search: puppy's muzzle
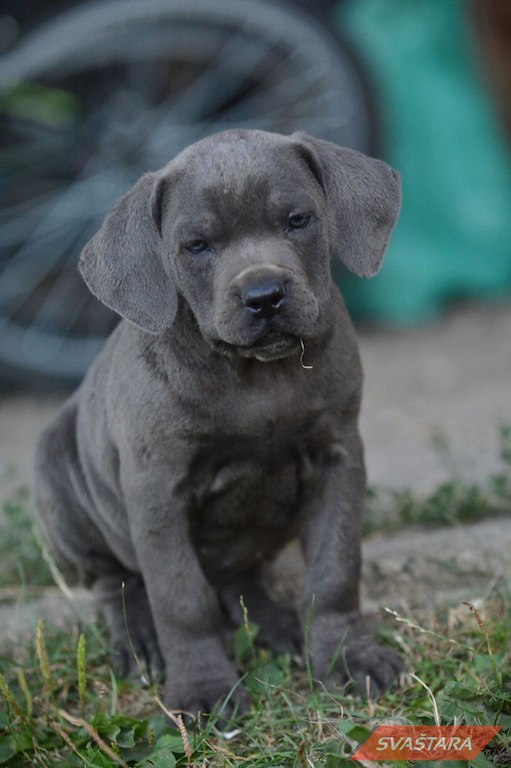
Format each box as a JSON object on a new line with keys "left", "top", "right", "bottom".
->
{"left": 214, "top": 263, "right": 316, "bottom": 359}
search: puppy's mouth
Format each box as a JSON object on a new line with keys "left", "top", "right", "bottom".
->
{"left": 213, "top": 331, "right": 301, "bottom": 362}
{"left": 236, "top": 332, "right": 301, "bottom": 362}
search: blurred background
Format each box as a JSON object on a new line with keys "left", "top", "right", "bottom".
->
{"left": 1, "top": 0, "right": 510, "bottom": 387}
{"left": 0, "top": 0, "right": 510, "bottom": 496}
{"left": 1, "top": 0, "right": 377, "bottom": 386}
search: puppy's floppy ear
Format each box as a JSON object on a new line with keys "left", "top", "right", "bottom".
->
{"left": 292, "top": 133, "right": 401, "bottom": 277}
{"left": 79, "top": 172, "right": 177, "bottom": 333}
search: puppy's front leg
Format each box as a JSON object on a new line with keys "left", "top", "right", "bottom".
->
{"left": 298, "top": 423, "right": 402, "bottom": 696}
{"left": 124, "top": 469, "right": 249, "bottom": 718}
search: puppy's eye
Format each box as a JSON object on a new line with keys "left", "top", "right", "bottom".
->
{"left": 288, "top": 213, "right": 311, "bottom": 230}
{"left": 186, "top": 239, "right": 209, "bottom": 255}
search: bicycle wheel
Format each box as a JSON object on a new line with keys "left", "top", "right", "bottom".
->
{"left": 0, "top": 0, "right": 377, "bottom": 385}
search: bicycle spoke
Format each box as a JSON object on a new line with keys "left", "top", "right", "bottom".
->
{"left": 209, "top": 60, "right": 332, "bottom": 124}
{"left": 20, "top": 288, "right": 91, "bottom": 364}
{"left": 0, "top": 169, "right": 125, "bottom": 310}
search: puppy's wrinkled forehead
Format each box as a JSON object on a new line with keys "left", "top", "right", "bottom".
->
{"left": 171, "top": 131, "right": 320, "bottom": 222}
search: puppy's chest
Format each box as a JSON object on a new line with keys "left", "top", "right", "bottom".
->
{"left": 187, "top": 415, "right": 337, "bottom": 559}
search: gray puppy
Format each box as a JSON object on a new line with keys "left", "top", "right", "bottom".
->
{"left": 33, "top": 129, "right": 402, "bottom": 718}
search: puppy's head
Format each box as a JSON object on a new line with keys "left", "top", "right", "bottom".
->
{"left": 79, "top": 130, "right": 401, "bottom": 361}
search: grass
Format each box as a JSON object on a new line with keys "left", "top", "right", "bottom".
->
{"left": 0, "top": 428, "right": 510, "bottom": 766}
{"left": 0, "top": 487, "right": 53, "bottom": 590}
{"left": 0, "top": 597, "right": 510, "bottom": 767}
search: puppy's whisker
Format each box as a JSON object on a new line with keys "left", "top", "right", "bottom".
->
{"left": 299, "top": 338, "right": 313, "bottom": 370}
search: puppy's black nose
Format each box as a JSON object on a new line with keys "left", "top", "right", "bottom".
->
{"left": 242, "top": 280, "right": 287, "bottom": 318}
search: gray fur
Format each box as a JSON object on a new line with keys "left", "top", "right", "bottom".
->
{"left": 33, "top": 129, "right": 402, "bottom": 718}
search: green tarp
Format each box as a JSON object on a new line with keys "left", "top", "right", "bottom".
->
{"left": 338, "top": 0, "right": 511, "bottom": 323}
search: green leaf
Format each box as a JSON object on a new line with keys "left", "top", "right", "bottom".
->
{"left": 138, "top": 751, "right": 176, "bottom": 768}
{"left": 325, "top": 756, "right": 355, "bottom": 768}
{"left": 85, "top": 746, "right": 118, "bottom": 767}
{"left": 115, "top": 727, "right": 137, "bottom": 748}
{"left": 0, "top": 736, "right": 17, "bottom": 765}
{"left": 245, "top": 659, "right": 286, "bottom": 695}
{"left": 336, "top": 718, "right": 372, "bottom": 745}
{"left": 0, "top": 732, "right": 33, "bottom": 764}
{"left": 439, "top": 762, "right": 470, "bottom": 768}
{"left": 137, "top": 734, "right": 180, "bottom": 767}
{"left": 92, "top": 712, "right": 147, "bottom": 746}
{"left": 323, "top": 738, "right": 353, "bottom": 768}
{"left": 471, "top": 753, "right": 499, "bottom": 768}
{"left": 153, "top": 732, "right": 188, "bottom": 754}
{"left": 444, "top": 682, "right": 481, "bottom": 701}
{"left": 473, "top": 654, "right": 497, "bottom": 676}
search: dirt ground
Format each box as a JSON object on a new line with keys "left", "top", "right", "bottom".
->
{"left": 0, "top": 301, "right": 510, "bottom": 644}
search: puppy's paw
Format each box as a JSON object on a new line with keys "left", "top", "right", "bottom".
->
{"left": 311, "top": 620, "right": 404, "bottom": 697}
{"left": 165, "top": 674, "right": 251, "bottom": 724}
{"left": 326, "top": 638, "right": 404, "bottom": 697}
{"left": 110, "top": 626, "right": 165, "bottom": 684}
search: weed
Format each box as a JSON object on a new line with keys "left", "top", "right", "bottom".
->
{"left": 77, "top": 633, "right": 87, "bottom": 716}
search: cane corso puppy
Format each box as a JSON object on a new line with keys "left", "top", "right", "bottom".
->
{"left": 33, "top": 129, "right": 402, "bottom": 718}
